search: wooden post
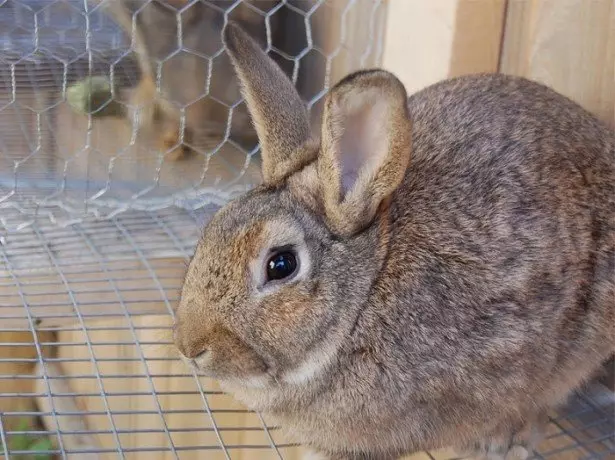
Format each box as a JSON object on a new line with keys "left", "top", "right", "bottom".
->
{"left": 500, "top": 0, "right": 615, "bottom": 127}
{"left": 381, "top": 0, "right": 507, "bottom": 95}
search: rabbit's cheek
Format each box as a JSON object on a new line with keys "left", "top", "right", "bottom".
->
{"left": 280, "top": 342, "right": 340, "bottom": 385}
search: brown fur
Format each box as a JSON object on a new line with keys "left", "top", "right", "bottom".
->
{"left": 223, "top": 21, "right": 316, "bottom": 183}
{"left": 174, "top": 22, "right": 615, "bottom": 460}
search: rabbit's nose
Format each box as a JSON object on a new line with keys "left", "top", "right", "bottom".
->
{"left": 173, "top": 321, "right": 209, "bottom": 359}
{"left": 183, "top": 344, "right": 209, "bottom": 360}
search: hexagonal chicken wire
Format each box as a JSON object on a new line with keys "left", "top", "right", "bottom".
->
{"left": 0, "top": 0, "right": 386, "bottom": 233}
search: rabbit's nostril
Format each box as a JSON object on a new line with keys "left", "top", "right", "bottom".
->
{"left": 193, "top": 348, "right": 209, "bottom": 359}
{"left": 178, "top": 337, "right": 209, "bottom": 359}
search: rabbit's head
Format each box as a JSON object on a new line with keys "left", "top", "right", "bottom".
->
{"left": 173, "top": 22, "right": 411, "bottom": 388}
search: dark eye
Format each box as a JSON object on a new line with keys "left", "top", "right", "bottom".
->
{"left": 266, "top": 251, "right": 298, "bottom": 282}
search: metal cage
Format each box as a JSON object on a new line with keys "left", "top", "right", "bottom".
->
{"left": 0, "top": 0, "right": 613, "bottom": 459}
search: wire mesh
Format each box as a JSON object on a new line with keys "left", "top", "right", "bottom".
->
{"left": 0, "top": 0, "right": 387, "bottom": 233}
{"left": 0, "top": 0, "right": 613, "bottom": 459}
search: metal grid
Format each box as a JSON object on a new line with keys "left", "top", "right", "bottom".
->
{"left": 0, "top": 207, "right": 300, "bottom": 459}
{"left": 0, "top": 0, "right": 613, "bottom": 459}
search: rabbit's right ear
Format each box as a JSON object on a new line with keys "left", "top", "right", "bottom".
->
{"left": 222, "top": 22, "right": 313, "bottom": 184}
{"left": 318, "top": 70, "right": 411, "bottom": 237}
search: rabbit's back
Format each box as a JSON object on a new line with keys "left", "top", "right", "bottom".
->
{"left": 385, "top": 73, "right": 614, "bottom": 408}
{"left": 406, "top": 74, "right": 613, "bottom": 194}
{"left": 321, "top": 74, "right": 615, "bottom": 451}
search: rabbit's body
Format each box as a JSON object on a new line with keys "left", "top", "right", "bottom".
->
{"left": 174, "top": 24, "right": 614, "bottom": 460}
{"left": 218, "top": 74, "right": 615, "bottom": 458}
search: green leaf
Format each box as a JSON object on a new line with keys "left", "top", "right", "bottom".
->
{"left": 9, "top": 433, "right": 32, "bottom": 451}
{"left": 66, "top": 76, "right": 125, "bottom": 118}
{"left": 1, "top": 418, "right": 54, "bottom": 460}
{"left": 6, "top": 418, "right": 32, "bottom": 451}
{"left": 30, "top": 437, "right": 54, "bottom": 460}
{"left": 30, "top": 437, "right": 53, "bottom": 451}
{"left": 15, "top": 418, "right": 31, "bottom": 432}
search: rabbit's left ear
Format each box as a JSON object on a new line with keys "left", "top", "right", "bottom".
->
{"left": 318, "top": 70, "right": 411, "bottom": 236}
{"left": 223, "top": 21, "right": 313, "bottom": 184}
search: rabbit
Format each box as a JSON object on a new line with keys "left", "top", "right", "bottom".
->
{"left": 95, "top": 0, "right": 281, "bottom": 160}
{"left": 173, "top": 22, "right": 615, "bottom": 460}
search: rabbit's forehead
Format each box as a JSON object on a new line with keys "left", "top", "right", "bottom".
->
{"left": 208, "top": 188, "right": 284, "bottom": 230}
{"left": 197, "top": 192, "right": 302, "bottom": 271}
{"left": 185, "top": 220, "right": 264, "bottom": 306}
{"left": 198, "top": 220, "right": 264, "bottom": 271}
{"left": 201, "top": 216, "right": 304, "bottom": 263}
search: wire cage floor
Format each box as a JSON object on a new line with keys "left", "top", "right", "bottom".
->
{"left": 0, "top": 0, "right": 613, "bottom": 459}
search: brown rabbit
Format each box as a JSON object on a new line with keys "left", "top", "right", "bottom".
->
{"left": 95, "top": 0, "right": 281, "bottom": 160}
{"left": 173, "top": 22, "right": 615, "bottom": 460}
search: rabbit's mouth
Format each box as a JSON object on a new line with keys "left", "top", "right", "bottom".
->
{"left": 184, "top": 342, "right": 338, "bottom": 391}
{"left": 182, "top": 349, "right": 274, "bottom": 389}
{"left": 175, "top": 325, "right": 274, "bottom": 387}
{"left": 185, "top": 348, "right": 212, "bottom": 370}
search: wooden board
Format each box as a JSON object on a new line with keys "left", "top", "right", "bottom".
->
{"left": 381, "top": 0, "right": 507, "bottom": 95}
{"left": 500, "top": 0, "right": 615, "bottom": 127}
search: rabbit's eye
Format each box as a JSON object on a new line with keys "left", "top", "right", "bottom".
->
{"left": 266, "top": 251, "right": 298, "bottom": 282}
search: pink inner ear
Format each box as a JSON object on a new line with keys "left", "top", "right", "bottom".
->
{"left": 337, "top": 103, "right": 387, "bottom": 196}
{"left": 339, "top": 119, "right": 365, "bottom": 195}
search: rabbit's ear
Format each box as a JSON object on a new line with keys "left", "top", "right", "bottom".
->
{"left": 318, "top": 70, "right": 411, "bottom": 236}
{"left": 223, "top": 22, "right": 313, "bottom": 184}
